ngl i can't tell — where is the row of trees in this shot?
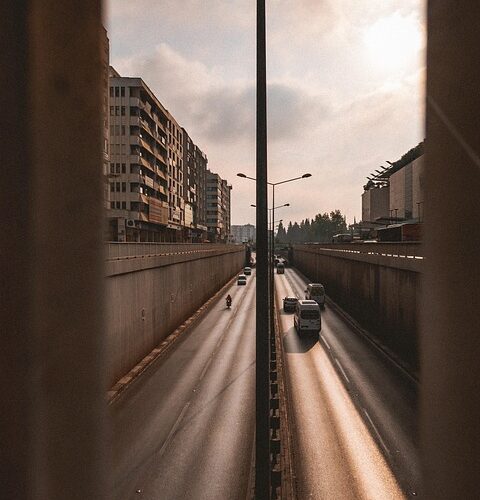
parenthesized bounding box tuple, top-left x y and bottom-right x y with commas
(276, 210, 348, 243)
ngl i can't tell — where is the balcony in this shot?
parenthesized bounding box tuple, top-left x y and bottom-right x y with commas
(129, 154, 155, 173)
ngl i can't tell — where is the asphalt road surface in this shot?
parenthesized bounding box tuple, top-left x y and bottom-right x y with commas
(277, 267, 420, 499)
(110, 265, 419, 499)
(110, 271, 256, 500)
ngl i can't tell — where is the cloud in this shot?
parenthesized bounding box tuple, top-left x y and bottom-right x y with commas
(107, 1, 426, 226)
(114, 43, 330, 146)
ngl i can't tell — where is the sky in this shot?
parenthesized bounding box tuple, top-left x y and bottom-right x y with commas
(105, 0, 426, 227)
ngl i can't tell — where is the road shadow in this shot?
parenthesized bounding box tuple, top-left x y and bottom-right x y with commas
(283, 326, 318, 353)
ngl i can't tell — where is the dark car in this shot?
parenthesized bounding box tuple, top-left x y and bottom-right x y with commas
(283, 296, 298, 312)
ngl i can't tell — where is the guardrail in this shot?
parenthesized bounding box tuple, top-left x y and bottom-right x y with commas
(297, 242, 423, 259)
(105, 242, 243, 260)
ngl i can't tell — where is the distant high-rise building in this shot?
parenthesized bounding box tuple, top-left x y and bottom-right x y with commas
(206, 170, 232, 243)
(231, 224, 256, 244)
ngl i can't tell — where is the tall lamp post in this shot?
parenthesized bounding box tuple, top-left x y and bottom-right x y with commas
(239, 173, 311, 341)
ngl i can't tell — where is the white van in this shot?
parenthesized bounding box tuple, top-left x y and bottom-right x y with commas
(294, 300, 321, 334)
(305, 283, 325, 308)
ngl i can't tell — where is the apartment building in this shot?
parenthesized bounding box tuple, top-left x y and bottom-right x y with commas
(231, 224, 256, 244)
(106, 66, 230, 242)
(166, 114, 185, 241)
(206, 170, 232, 242)
(183, 128, 208, 241)
(107, 67, 169, 241)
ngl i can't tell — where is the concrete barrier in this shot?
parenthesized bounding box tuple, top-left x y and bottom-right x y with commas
(106, 243, 245, 385)
(293, 243, 421, 371)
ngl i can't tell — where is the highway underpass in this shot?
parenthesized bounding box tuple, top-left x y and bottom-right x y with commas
(110, 267, 419, 499)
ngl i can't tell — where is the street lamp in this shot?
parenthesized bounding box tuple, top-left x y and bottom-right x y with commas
(251, 203, 290, 210)
(238, 171, 312, 350)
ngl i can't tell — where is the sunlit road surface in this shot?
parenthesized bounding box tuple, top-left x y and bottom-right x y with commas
(277, 267, 420, 499)
(110, 271, 256, 500)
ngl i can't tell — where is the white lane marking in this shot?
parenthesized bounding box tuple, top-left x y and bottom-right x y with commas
(334, 357, 350, 384)
(321, 334, 331, 350)
(199, 356, 213, 381)
(158, 402, 190, 458)
(363, 408, 390, 456)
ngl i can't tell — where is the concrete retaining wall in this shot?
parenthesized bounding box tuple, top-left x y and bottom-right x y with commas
(293, 244, 422, 371)
(106, 244, 245, 385)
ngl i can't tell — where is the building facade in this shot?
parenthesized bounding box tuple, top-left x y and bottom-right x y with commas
(183, 129, 208, 241)
(231, 224, 256, 244)
(361, 186, 389, 223)
(389, 155, 424, 221)
(362, 143, 425, 226)
(106, 67, 231, 242)
(107, 67, 170, 241)
(206, 170, 232, 243)
(166, 113, 185, 241)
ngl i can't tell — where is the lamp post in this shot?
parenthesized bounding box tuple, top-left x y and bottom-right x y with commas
(239, 173, 311, 336)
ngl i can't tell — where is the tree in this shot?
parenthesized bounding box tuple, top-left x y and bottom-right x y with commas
(276, 221, 287, 243)
(286, 209, 349, 244)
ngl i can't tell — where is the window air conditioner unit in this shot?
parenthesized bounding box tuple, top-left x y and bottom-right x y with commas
(126, 219, 136, 228)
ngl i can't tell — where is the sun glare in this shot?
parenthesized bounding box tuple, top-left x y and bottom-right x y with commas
(363, 12, 424, 71)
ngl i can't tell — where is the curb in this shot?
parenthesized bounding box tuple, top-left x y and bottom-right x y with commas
(108, 272, 240, 404)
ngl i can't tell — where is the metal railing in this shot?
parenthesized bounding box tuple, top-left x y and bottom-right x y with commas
(297, 242, 423, 259)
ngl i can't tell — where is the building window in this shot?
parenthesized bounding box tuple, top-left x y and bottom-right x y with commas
(121, 163, 126, 173)
(120, 87, 125, 97)
(121, 106, 126, 116)
(110, 163, 115, 174)
(116, 163, 120, 173)
(110, 183, 114, 192)
(122, 201, 127, 209)
(109, 87, 114, 97)
(122, 182, 126, 192)
(115, 182, 120, 192)
(110, 201, 115, 208)
(121, 125, 125, 135)
(115, 106, 119, 116)
(116, 201, 121, 209)
(115, 87, 119, 97)
(110, 106, 114, 116)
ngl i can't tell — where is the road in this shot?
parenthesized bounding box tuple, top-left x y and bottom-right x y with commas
(110, 271, 256, 500)
(277, 267, 420, 499)
(110, 265, 419, 499)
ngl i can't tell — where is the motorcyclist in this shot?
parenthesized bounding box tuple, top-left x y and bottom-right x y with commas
(226, 294, 232, 308)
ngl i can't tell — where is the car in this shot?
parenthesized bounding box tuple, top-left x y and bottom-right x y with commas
(283, 296, 298, 313)
(237, 274, 247, 285)
(244, 266, 252, 275)
(294, 300, 322, 334)
(305, 283, 326, 309)
(276, 262, 285, 274)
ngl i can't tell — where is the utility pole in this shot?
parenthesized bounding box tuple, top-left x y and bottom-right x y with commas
(256, 1, 269, 498)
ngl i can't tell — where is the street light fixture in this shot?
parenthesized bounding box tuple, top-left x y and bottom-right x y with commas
(251, 203, 290, 210)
